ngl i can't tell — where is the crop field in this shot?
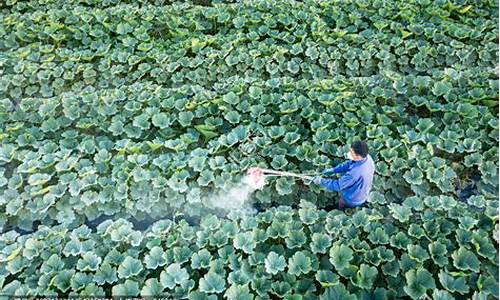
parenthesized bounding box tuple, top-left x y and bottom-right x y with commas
(0, 0, 498, 299)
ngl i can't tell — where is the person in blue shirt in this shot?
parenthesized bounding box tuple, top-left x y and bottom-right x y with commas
(313, 141, 375, 210)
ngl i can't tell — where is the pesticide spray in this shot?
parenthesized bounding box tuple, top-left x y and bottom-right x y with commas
(207, 167, 316, 210)
(208, 170, 266, 210)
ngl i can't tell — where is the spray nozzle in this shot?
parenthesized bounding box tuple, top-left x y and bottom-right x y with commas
(246, 167, 266, 190)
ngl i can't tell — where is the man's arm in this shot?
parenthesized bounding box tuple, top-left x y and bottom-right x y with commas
(323, 160, 352, 175)
(333, 160, 353, 173)
(318, 172, 356, 192)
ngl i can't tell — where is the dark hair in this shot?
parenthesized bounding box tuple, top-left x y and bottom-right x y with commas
(352, 141, 369, 158)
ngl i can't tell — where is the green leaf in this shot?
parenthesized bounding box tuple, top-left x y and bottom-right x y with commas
(225, 110, 241, 124)
(299, 207, 319, 224)
(477, 274, 499, 297)
(28, 173, 51, 186)
(285, 230, 307, 249)
(195, 124, 218, 139)
(271, 155, 288, 170)
(452, 247, 481, 272)
(223, 92, 239, 105)
(389, 204, 412, 223)
(275, 177, 293, 195)
(403, 168, 423, 185)
(144, 246, 167, 269)
(94, 263, 118, 285)
(271, 281, 291, 297)
(141, 278, 165, 297)
(305, 46, 319, 60)
(403, 268, 436, 299)
(70, 272, 93, 291)
(330, 244, 354, 270)
(80, 283, 105, 296)
(287, 61, 300, 74)
(471, 232, 496, 260)
(428, 241, 448, 267)
(310, 233, 332, 254)
(41, 254, 64, 273)
(112, 279, 140, 296)
(320, 284, 357, 300)
(152, 113, 172, 129)
(160, 263, 189, 289)
(316, 270, 339, 287)
(117, 257, 144, 279)
(133, 113, 150, 130)
(76, 252, 102, 272)
(178, 111, 194, 127)
(407, 244, 430, 263)
(352, 263, 378, 290)
(284, 132, 301, 144)
(116, 22, 133, 35)
(199, 271, 226, 294)
(264, 251, 287, 275)
(432, 81, 453, 96)
(233, 232, 256, 254)
(249, 86, 262, 99)
(432, 290, 455, 300)
(224, 283, 254, 300)
(382, 260, 400, 277)
(0, 246, 22, 263)
(51, 269, 75, 292)
(191, 249, 212, 269)
(368, 227, 389, 245)
(438, 271, 469, 294)
(288, 251, 312, 276)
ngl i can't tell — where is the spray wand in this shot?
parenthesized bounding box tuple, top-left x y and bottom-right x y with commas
(246, 167, 320, 189)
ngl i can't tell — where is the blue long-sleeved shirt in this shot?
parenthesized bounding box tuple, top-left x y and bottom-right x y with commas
(319, 155, 375, 206)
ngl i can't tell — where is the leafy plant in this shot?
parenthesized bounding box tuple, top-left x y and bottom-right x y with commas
(0, 0, 497, 298)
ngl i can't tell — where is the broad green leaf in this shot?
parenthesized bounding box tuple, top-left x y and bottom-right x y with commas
(144, 246, 167, 269)
(141, 278, 164, 297)
(160, 263, 189, 289)
(288, 251, 312, 276)
(330, 244, 354, 270)
(94, 263, 118, 285)
(199, 271, 226, 294)
(407, 244, 430, 263)
(310, 233, 332, 254)
(51, 269, 75, 292)
(452, 247, 481, 272)
(438, 271, 469, 294)
(320, 284, 357, 300)
(352, 263, 378, 290)
(233, 232, 256, 254)
(76, 252, 102, 272)
(112, 279, 140, 296)
(285, 230, 307, 249)
(432, 81, 453, 96)
(152, 113, 172, 129)
(117, 257, 144, 279)
(264, 252, 287, 275)
(316, 270, 339, 287)
(223, 92, 239, 105)
(403, 268, 436, 299)
(224, 283, 254, 300)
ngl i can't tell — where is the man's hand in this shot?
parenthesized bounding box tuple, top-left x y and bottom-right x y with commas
(313, 177, 322, 185)
(322, 168, 335, 176)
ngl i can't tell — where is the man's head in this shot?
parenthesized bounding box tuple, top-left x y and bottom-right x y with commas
(349, 141, 369, 161)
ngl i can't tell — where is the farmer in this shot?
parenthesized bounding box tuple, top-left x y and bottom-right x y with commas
(313, 141, 375, 210)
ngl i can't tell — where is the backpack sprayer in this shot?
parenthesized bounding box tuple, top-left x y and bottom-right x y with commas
(246, 167, 320, 189)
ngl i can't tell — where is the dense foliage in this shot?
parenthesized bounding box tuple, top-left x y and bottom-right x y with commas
(0, 0, 498, 298)
(1, 201, 498, 299)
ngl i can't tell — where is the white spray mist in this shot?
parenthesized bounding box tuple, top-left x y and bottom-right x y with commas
(206, 175, 266, 210)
